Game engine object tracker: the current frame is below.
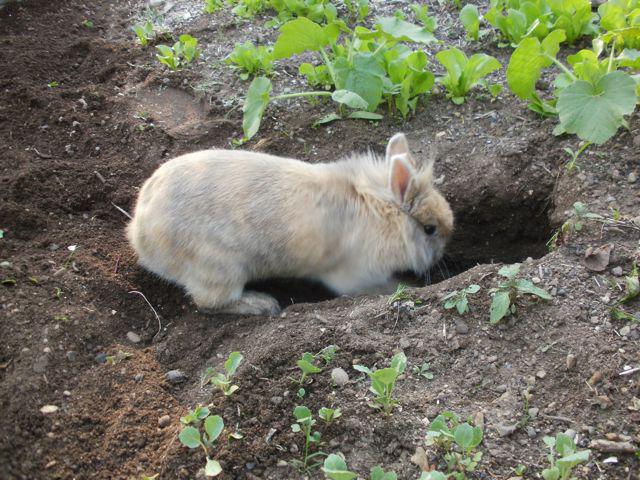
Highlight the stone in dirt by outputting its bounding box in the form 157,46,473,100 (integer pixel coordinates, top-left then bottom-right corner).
126,331,141,343
331,368,349,386
583,244,613,272
166,370,187,383
158,415,171,428
40,405,59,414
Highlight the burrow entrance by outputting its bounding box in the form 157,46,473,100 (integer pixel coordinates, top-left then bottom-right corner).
249,175,555,307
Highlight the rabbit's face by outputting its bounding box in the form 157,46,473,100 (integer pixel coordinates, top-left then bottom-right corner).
386,133,454,274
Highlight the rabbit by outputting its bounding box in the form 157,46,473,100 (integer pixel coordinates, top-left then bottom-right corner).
127,133,453,315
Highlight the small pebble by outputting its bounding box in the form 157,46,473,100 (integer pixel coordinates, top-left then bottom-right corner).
536,370,547,379
526,426,537,438
126,331,141,343
270,396,283,405
0,261,11,269
454,320,469,334
528,407,539,419
134,373,144,382
588,371,603,386
611,266,623,277
628,172,637,184
40,405,59,414
566,353,577,370
66,351,77,361
498,424,518,437
331,368,349,387
166,370,187,383
94,353,107,364
619,325,630,336
158,415,171,428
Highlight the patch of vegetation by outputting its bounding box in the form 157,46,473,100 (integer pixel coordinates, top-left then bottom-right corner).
442,284,480,314
318,406,342,425
489,263,552,324
425,411,484,479
413,360,434,380
226,41,275,79
179,406,225,477
201,351,244,396
541,432,590,480
133,21,155,46
322,453,397,480
290,406,325,472
156,34,200,70
611,263,639,321
353,351,406,415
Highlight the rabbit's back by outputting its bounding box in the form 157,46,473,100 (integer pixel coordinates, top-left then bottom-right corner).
127,150,350,286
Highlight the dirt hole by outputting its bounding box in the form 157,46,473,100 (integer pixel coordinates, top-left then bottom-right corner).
250,187,553,307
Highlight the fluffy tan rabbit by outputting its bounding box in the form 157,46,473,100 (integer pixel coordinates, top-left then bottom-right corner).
127,133,453,315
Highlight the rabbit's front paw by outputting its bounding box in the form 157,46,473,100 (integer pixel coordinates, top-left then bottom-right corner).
219,291,281,316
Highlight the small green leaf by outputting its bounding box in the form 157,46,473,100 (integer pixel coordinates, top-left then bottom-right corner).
298,358,322,374
460,4,479,40
490,291,511,324
498,263,521,279
347,111,383,120
293,405,312,422
331,90,369,109
224,351,243,376
205,458,222,477
242,76,272,140
322,454,357,480
515,280,552,300
377,16,436,44
204,415,224,443
179,426,202,449
314,113,342,125
390,351,407,373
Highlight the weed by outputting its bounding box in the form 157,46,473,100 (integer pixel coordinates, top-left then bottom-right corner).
1,279,16,286
83,19,94,29
512,464,526,476
442,284,480,314
459,4,480,41
226,41,274,80
563,141,591,172
344,0,369,23
610,263,639,321
55,287,62,300
388,283,411,304
204,0,224,13
133,21,155,46
322,453,397,480
297,387,306,399
353,351,406,415
541,432,590,480
105,350,133,365
410,4,437,32
413,360,434,380
295,352,322,384
317,344,338,364
318,406,342,425
425,411,484,479
201,351,243,396
489,263,552,325
290,406,325,472
179,406,224,476
436,47,502,104
156,34,200,70
47,81,59,88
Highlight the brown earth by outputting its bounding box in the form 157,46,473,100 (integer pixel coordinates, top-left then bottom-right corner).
0,1,639,479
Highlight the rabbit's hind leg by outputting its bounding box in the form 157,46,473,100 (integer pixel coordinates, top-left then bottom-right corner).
189,282,280,316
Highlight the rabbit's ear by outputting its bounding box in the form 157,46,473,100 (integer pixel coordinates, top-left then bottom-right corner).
386,133,410,161
389,154,415,205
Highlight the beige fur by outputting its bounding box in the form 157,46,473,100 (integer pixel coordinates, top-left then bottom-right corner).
127,133,454,315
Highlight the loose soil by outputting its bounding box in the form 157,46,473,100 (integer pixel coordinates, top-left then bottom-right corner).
1,1,639,479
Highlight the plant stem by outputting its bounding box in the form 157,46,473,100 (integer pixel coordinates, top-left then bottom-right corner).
371,39,388,57
271,91,333,101
545,54,577,82
607,41,616,74
320,49,338,87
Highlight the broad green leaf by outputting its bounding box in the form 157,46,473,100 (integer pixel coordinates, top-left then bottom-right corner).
347,111,383,120
294,405,312,422
465,284,480,294
460,4,480,40
555,432,576,456
224,351,243,376
371,367,399,386
498,263,521,279
444,297,458,309
298,359,322,374
456,297,468,314
542,467,560,480
179,426,202,449
543,435,556,449
204,415,224,443
371,465,397,480
490,291,511,324
464,54,501,90
242,77,272,139
515,280,552,299
291,423,301,432
390,351,407,373
353,364,372,374
205,458,222,477
273,17,330,59
454,423,482,450
436,47,467,89
557,71,637,144
557,450,590,470
314,113,342,125
344,69,383,111
376,16,436,44
617,48,640,69
420,472,448,480
331,90,368,109
322,454,357,480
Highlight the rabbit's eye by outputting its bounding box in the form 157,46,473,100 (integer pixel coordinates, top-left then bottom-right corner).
424,224,437,235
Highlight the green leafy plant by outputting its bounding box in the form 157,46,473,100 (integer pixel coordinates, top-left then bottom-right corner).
412,360,434,380
388,283,411,304
179,407,224,477
435,47,502,104
507,30,639,144
296,352,323,384
541,433,590,480
133,21,155,46
459,4,480,41
227,41,274,80
611,263,639,321
291,406,325,472
242,15,436,139
489,263,552,324
442,284,480,314
322,454,397,480
547,201,604,250
598,0,640,48
201,351,244,396
204,0,224,13
563,141,591,172
485,0,553,47
318,406,342,425
353,351,406,415
411,4,437,32
156,34,201,70
425,411,484,480
317,344,338,363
